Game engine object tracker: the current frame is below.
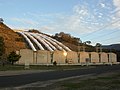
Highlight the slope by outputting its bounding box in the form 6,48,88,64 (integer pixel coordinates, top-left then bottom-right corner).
0,22,26,55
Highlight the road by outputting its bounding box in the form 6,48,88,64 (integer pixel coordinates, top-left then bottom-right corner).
0,65,120,88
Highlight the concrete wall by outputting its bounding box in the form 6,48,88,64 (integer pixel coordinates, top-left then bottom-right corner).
67,51,78,64
53,50,66,64
36,50,51,64
90,52,99,63
100,52,108,63
19,49,34,64
108,53,117,63
79,52,89,63
18,49,117,65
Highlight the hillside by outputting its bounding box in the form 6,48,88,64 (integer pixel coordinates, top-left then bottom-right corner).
52,32,95,52
0,22,117,54
102,44,120,51
0,22,26,55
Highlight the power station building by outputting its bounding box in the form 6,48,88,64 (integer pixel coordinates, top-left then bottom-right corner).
17,49,117,65
16,31,117,65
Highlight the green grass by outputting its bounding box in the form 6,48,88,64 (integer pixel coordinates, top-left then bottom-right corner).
97,76,115,80
0,64,94,71
62,73,120,90
0,65,24,71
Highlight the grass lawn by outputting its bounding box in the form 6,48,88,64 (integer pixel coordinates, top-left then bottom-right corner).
0,65,24,71
58,72,120,90
0,64,95,71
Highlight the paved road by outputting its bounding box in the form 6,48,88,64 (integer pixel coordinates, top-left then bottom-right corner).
0,65,120,88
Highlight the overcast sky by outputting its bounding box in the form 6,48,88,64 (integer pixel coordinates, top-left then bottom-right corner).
0,0,120,45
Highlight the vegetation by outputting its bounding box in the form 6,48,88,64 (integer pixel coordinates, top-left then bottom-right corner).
0,65,24,71
61,73,120,90
53,32,81,45
7,51,21,65
0,65,95,71
0,22,26,55
0,37,5,56
53,61,57,66
0,18,4,23
28,29,41,33
0,37,6,66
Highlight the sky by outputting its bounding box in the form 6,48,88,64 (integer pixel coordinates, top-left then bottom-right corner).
0,0,120,45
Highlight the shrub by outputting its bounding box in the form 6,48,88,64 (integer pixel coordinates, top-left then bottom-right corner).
7,51,21,65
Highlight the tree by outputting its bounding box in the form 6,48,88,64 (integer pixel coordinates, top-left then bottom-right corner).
96,43,102,47
0,18,4,23
82,41,91,52
85,41,91,45
96,43,102,52
7,51,21,65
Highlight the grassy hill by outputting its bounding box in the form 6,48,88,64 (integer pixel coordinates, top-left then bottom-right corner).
0,22,118,53
0,22,26,55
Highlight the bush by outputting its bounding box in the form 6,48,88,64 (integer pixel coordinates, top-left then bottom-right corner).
7,51,21,65
53,61,57,66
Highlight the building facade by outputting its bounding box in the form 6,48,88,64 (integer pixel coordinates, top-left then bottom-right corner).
17,49,117,65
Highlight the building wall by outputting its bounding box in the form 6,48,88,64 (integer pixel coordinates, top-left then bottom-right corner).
67,51,78,64
18,49,117,65
90,52,99,63
36,50,51,64
108,53,117,63
19,49,34,64
79,52,89,63
100,52,108,63
53,50,66,64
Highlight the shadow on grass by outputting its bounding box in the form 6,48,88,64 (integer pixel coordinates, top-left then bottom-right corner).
62,73,120,90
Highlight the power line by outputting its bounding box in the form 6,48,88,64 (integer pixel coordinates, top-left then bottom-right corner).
92,34,120,44
82,18,120,38
90,26,120,40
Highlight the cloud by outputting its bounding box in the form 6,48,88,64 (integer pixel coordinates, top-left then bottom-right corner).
9,0,120,37
73,4,89,16
22,6,94,35
113,0,120,17
113,0,120,9
99,3,105,8
107,0,120,29
58,4,105,34
11,18,39,26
